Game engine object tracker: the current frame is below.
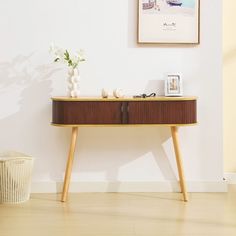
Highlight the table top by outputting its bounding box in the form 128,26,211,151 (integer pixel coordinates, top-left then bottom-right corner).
52,96,197,102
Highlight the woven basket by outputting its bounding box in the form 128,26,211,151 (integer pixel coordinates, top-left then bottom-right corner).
0,151,34,204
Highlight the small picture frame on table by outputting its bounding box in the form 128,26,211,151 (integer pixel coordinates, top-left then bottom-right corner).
165,74,183,97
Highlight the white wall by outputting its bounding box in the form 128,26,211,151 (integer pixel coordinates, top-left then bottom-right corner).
0,0,224,192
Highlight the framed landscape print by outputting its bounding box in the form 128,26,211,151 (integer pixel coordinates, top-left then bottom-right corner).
138,0,200,44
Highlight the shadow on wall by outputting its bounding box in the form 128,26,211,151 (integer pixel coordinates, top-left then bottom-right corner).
144,80,165,95
0,53,61,119
0,53,71,181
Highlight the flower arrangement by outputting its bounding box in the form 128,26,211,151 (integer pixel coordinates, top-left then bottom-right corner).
49,43,85,97
49,43,85,69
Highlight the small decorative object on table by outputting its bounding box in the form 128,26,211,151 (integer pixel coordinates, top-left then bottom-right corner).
49,43,85,97
133,92,156,98
113,88,124,98
165,74,183,97
101,88,109,98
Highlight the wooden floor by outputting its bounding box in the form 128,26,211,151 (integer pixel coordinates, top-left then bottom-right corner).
1,188,236,236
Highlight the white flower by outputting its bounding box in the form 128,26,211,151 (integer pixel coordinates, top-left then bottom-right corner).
50,43,85,69
71,55,78,64
76,50,85,61
55,48,64,57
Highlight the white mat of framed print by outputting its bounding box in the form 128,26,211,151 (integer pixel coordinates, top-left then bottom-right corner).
138,0,200,44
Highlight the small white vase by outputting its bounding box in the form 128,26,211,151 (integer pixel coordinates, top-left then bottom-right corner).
101,88,109,98
113,88,124,98
67,68,80,97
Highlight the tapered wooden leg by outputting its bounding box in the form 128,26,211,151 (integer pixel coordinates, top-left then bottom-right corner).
61,127,78,202
171,126,188,202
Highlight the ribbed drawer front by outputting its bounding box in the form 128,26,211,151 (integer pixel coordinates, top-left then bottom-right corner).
128,100,197,124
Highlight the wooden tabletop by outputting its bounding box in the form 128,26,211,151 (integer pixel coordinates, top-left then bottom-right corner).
51,96,197,102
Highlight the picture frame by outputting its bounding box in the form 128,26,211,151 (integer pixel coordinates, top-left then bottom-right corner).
138,0,200,44
165,74,183,96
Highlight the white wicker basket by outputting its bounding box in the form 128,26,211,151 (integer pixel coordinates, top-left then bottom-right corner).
0,151,34,204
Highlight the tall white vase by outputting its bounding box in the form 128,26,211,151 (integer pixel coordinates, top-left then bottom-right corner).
67,67,80,97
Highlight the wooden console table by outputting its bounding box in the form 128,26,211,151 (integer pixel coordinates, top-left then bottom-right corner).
51,96,197,202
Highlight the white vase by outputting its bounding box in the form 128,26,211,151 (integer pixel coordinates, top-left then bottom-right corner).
101,88,109,98
67,68,80,97
113,88,124,98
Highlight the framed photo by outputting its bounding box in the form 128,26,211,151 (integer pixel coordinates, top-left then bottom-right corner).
138,0,200,44
165,74,183,96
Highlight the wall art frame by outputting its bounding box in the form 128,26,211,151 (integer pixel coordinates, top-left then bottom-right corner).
138,0,200,44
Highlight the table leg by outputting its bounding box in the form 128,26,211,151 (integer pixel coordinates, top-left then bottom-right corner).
61,127,78,202
171,126,188,202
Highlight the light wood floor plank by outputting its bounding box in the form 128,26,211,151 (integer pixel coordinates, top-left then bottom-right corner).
0,191,236,236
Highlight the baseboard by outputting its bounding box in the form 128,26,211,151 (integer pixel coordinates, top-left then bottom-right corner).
224,172,236,184
31,181,227,193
